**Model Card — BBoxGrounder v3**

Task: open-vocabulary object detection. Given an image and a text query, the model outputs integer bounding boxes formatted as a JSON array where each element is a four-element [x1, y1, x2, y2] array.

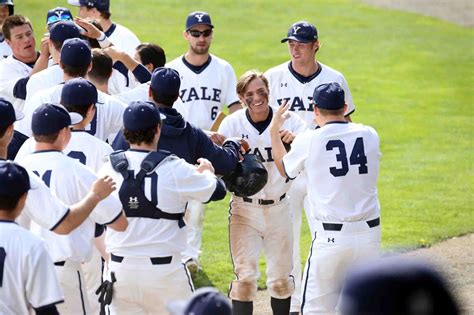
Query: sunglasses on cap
[[188, 29, 213, 38], [47, 14, 73, 25]]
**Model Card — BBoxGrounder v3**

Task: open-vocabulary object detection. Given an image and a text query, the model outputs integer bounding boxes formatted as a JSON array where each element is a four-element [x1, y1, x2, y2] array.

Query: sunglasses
[[188, 29, 213, 38], [47, 14, 73, 25]]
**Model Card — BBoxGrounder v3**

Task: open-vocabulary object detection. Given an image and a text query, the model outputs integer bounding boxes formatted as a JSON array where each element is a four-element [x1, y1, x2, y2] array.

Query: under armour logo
[[292, 26, 301, 35], [129, 197, 139, 209], [328, 238, 335, 243], [242, 134, 249, 139], [195, 14, 204, 22], [280, 83, 287, 87]]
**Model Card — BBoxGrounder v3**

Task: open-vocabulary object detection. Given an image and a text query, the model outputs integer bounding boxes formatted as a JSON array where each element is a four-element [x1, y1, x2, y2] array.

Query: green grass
[[16, 0, 474, 291]]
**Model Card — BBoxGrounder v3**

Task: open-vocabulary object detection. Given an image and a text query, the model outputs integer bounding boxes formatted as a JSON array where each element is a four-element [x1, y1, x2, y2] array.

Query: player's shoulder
[[318, 62, 346, 79], [350, 122, 379, 137], [114, 23, 139, 39], [98, 90, 126, 106], [209, 54, 233, 68], [265, 61, 290, 76], [166, 55, 185, 68]]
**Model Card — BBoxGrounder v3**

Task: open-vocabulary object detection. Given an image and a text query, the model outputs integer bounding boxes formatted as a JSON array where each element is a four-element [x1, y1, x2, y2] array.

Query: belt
[[110, 254, 172, 265], [242, 193, 286, 205], [322, 217, 380, 231], [54, 261, 65, 266]]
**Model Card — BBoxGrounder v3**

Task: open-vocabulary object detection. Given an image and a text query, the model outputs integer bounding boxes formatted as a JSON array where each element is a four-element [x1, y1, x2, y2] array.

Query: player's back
[[0, 221, 63, 314], [25, 64, 63, 102], [306, 122, 380, 222]]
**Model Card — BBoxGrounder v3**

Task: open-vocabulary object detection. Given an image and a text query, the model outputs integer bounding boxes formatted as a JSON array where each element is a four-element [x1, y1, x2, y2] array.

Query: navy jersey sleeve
[[132, 64, 151, 83]]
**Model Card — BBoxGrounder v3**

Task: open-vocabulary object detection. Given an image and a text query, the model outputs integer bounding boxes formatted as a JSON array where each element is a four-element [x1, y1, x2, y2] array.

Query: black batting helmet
[[223, 154, 268, 197], [0, 0, 13, 15]]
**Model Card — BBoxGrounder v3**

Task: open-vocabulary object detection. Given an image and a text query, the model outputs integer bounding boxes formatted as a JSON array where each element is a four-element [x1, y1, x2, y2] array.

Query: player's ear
[[238, 95, 246, 107], [182, 30, 188, 40]]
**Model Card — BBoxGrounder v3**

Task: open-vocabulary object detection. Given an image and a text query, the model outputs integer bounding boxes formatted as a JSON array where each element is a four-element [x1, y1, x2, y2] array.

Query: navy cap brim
[[186, 23, 214, 31], [281, 36, 315, 43]]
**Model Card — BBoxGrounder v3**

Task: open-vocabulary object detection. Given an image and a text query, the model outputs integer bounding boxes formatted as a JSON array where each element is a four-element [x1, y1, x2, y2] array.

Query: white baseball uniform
[[167, 54, 239, 263], [0, 55, 32, 111], [16, 150, 123, 315], [218, 108, 306, 301], [108, 68, 129, 95], [16, 83, 126, 140], [0, 221, 64, 314], [25, 64, 62, 102], [0, 39, 12, 58], [106, 23, 140, 57], [283, 121, 381, 314], [265, 60, 356, 312], [98, 150, 219, 314]]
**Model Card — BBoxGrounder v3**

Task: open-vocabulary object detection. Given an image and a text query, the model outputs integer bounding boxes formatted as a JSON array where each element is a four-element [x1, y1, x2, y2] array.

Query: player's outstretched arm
[[270, 102, 291, 178], [52, 176, 117, 234]]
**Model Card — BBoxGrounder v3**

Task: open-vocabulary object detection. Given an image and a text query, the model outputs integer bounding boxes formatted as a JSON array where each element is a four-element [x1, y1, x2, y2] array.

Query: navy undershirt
[[246, 107, 273, 134], [182, 55, 212, 74]]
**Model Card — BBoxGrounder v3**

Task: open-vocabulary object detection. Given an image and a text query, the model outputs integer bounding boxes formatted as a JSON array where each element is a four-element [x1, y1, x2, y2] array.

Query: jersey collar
[[182, 55, 212, 74], [245, 107, 273, 134], [32, 149, 62, 154], [324, 120, 348, 125], [129, 149, 152, 153], [104, 23, 117, 37], [288, 61, 322, 84], [0, 219, 17, 224]]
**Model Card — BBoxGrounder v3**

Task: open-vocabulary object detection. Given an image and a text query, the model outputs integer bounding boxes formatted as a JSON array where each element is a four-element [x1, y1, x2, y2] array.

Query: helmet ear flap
[[223, 154, 268, 197]]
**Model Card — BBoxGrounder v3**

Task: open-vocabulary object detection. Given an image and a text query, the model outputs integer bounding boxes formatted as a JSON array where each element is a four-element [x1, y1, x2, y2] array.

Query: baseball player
[[15, 103, 128, 314], [217, 70, 306, 315], [265, 21, 357, 313], [97, 101, 226, 314], [0, 0, 14, 58], [0, 161, 64, 314], [270, 82, 381, 314], [45, 7, 73, 30], [25, 20, 81, 102], [167, 11, 242, 271], [17, 38, 127, 142]]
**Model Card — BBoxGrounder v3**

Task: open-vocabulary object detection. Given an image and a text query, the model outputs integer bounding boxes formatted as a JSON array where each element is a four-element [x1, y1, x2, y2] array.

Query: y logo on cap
[[55, 10, 64, 17], [292, 26, 301, 35], [195, 14, 204, 22]]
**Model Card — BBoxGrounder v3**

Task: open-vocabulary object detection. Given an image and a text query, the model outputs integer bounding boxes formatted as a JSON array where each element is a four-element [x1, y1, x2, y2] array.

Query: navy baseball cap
[[0, 161, 30, 198], [150, 67, 181, 96], [32, 103, 83, 135], [0, 97, 24, 128], [167, 287, 231, 315], [339, 258, 460, 315], [60, 38, 92, 67], [61, 78, 98, 108], [49, 21, 81, 43], [281, 21, 318, 43], [123, 101, 166, 132], [68, 0, 110, 11], [46, 7, 73, 27], [312, 82, 345, 110], [186, 11, 213, 31]]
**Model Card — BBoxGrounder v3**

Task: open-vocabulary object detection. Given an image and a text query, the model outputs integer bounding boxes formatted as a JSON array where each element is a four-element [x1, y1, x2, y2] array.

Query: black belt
[[110, 254, 172, 265], [243, 193, 286, 205], [323, 217, 380, 231], [54, 261, 65, 266]]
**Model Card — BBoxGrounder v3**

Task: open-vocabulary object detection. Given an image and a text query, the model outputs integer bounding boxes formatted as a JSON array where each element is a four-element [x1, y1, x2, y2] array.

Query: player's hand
[[279, 129, 296, 144], [39, 35, 50, 57], [103, 46, 125, 63], [196, 158, 215, 174], [206, 130, 226, 146], [269, 100, 290, 134], [90, 175, 117, 200], [75, 17, 102, 39]]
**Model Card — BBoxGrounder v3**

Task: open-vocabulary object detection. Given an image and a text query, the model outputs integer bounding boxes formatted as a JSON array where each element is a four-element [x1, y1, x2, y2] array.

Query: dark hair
[[33, 131, 61, 144], [2, 15, 33, 40], [89, 49, 112, 85], [150, 88, 178, 108], [0, 125, 9, 138], [63, 104, 94, 119], [86, 5, 111, 20], [0, 194, 23, 211], [123, 125, 158, 145], [50, 39, 63, 52], [61, 63, 90, 77], [136, 43, 166, 71]]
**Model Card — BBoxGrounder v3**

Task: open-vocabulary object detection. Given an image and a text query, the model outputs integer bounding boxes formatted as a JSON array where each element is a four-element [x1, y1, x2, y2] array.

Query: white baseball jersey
[[98, 150, 217, 257], [0, 39, 12, 58], [218, 108, 306, 199], [16, 130, 113, 173], [16, 151, 123, 262], [0, 221, 64, 313], [108, 68, 129, 95], [116, 81, 149, 104], [107, 23, 140, 57], [0, 55, 31, 111], [25, 64, 62, 102], [167, 54, 239, 130], [265, 61, 355, 129], [283, 122, 381, 222], [16, 83, 126, 140]]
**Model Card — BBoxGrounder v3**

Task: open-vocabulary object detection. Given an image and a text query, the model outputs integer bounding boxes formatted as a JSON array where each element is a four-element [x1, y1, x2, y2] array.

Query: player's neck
[[248, 106, 270, 123], [0, 211, 17, 221], [184, 51, 209, 66], [100, 19, 113, 33], [89, 80, 108, 94], [292, 59, 318, 77], [51, 49, 60, 65], [130, 143, 156, 152], [0, 146, 6, 159], [319, 116, 346, 127], [35, 142, 63, 152]]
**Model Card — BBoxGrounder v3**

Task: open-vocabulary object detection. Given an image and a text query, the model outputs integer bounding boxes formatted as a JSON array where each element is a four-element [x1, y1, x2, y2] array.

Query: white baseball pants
[[54, 260, 91, 315]]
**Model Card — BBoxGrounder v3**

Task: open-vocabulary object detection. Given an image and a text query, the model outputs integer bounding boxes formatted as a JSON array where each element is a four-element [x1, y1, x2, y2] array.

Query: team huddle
[[0, 0, 382, 314]]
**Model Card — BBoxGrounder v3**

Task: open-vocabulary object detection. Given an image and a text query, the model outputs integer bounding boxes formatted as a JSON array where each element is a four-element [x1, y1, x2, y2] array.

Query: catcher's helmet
[[0, 0, 13, 15], [223, 154, 268, 197]]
